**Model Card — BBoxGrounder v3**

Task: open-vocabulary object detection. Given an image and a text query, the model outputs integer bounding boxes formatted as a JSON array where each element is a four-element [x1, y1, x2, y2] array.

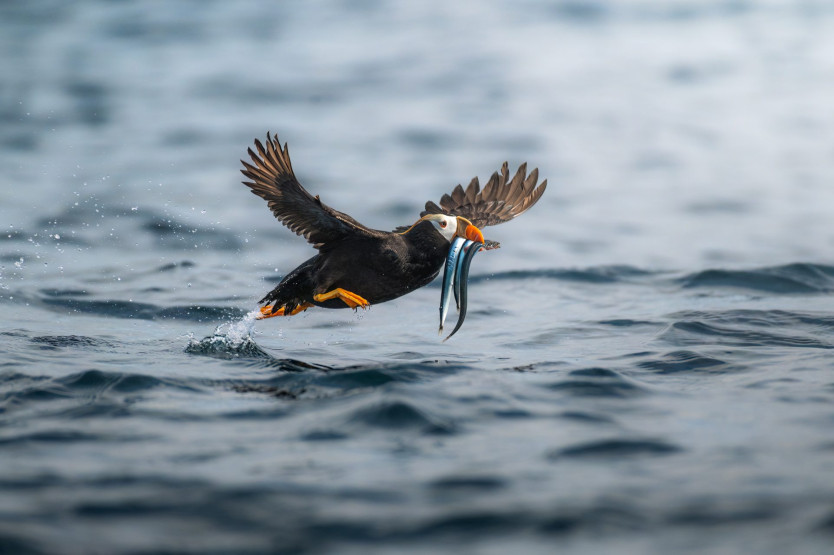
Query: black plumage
[[240, 133, 546, 318]]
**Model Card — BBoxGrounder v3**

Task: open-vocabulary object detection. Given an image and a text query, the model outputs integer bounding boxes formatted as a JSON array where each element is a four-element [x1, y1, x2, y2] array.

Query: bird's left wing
[[241, 133, 379, 250], [421, 162, 547, 229]]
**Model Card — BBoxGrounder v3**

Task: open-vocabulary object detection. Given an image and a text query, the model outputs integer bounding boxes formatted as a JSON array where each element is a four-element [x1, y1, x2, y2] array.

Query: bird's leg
[[313, 288, 370, 310], [256, 302, 313, 319]]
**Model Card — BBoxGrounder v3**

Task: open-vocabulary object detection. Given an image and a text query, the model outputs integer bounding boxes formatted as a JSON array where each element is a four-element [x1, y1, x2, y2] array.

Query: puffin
[[240, 133, 547, 327]]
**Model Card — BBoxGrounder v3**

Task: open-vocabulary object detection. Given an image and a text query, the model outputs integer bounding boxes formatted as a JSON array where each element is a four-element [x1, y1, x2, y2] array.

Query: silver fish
[[439, 238, 484, 341], [439, 236, 467, 333]]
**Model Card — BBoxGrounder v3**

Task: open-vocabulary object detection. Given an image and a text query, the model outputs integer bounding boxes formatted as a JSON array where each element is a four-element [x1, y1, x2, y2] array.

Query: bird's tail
[[256, 256, 317, 320]]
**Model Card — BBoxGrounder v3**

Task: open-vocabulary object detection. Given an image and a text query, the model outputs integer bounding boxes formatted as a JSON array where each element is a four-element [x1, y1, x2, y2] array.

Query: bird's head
[[420, 214, 484, 244]]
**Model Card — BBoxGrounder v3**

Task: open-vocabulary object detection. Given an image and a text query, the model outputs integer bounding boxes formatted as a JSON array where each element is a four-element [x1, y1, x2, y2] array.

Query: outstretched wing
[[422, 162, 547, 229], [240, 133, 379, 250]]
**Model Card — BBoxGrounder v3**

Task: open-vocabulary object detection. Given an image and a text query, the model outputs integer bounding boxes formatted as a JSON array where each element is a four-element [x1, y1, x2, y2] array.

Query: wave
[[59, 369, 198, 394], [678, 263, 834, 294], [185, 333, 274, 360], [545, 367, 648, 398], [668, 309, 834, 330], [38, 288, 91, 297], [660, 310, 834, 349], [0, 429, 141, 446], [548, 438, 683, 460], [542, 1, 816, 26], [39, 296, 247, 322], [598, 319, 659, 327], [662, 321, 834, 349], [558, 410, 617, 425], [184, 314, 335, 375], [467, 265, 655, 285], [638, 350, 737, 374], [0, 369, 202, 420], [429, 475, 506, 492], [349, 400, 455, 435], [30, 335, 115, 350]]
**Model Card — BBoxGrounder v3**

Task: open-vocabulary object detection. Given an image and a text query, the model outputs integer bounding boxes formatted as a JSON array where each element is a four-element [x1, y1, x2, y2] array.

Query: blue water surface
[[2, 1, 834, 554]]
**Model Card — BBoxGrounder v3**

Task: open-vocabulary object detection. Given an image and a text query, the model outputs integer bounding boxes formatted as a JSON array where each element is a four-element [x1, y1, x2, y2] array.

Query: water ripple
[[468, 265, 654, 285], [638, 350, 737, 374], [660, 321, 834, 349], [41, 296, 246, 322], [549, 438, 683, 460], [558, 410, 617, 425], [349, 400, 455, 435], [184, 315, 332, 372], [678, 263, 834, 294], [0, 429, 144, 446], [546, 368, 647, 398], [666, 502, 779, 526], [30, 335, 115, 350], [669, 309, 834, 330], [429, 475, 506, 492]]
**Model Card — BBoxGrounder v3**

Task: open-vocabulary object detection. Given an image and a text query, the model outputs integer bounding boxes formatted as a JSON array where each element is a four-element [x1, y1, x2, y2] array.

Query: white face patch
[[426, 214, 458, 242]]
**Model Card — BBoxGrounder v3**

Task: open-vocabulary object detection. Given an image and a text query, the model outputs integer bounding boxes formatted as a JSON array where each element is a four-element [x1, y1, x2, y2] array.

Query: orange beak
[[457, 217, 484, 243]]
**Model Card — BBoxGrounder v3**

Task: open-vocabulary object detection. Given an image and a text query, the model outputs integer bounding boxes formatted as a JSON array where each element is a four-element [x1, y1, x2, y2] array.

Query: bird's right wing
[[240, 133, 379, 250]]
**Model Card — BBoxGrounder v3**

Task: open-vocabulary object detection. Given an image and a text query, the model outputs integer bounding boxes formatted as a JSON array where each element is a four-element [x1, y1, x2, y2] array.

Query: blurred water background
[[2, 1, 834, 553]]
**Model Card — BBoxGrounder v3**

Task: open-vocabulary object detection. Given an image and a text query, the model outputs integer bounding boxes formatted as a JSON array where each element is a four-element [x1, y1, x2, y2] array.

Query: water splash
[[185, 309, 272, 358], [216, 309, 260, 341]]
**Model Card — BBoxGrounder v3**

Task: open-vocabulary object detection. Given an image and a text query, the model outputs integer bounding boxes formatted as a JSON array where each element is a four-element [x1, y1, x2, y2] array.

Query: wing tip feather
[[426, 160, 548, 228]]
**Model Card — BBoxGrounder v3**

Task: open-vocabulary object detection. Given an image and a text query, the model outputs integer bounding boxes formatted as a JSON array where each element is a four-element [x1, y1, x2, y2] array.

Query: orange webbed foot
[[255, 302, 312, 320], [313, 288, 370, 310]]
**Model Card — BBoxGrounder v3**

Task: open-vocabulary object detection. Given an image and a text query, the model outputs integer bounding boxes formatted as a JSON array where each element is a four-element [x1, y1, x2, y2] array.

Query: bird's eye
[[439, 221, 447, 228]]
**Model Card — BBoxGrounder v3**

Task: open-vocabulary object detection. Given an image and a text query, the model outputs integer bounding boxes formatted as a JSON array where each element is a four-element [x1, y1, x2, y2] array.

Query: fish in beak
[[439, 235, 485, 341], [439, 236, 467, 331]]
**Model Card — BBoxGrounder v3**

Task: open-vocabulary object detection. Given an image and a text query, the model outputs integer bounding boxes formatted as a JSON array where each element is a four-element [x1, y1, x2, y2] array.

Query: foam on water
[[184, 309, 270, 359]]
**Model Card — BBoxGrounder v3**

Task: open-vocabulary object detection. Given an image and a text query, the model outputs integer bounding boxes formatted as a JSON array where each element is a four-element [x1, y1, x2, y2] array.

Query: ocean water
[[2, 1, 834, 553]]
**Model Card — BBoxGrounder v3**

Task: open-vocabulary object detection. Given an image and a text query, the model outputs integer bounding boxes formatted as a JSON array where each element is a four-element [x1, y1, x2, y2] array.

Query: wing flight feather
[[240, 133, 378, 250], [422, 162, 547, 228]]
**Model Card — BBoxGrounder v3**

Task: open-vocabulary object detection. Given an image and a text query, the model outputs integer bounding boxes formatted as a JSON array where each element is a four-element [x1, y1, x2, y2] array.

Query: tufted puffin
[[240, 133, 546, 328]]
